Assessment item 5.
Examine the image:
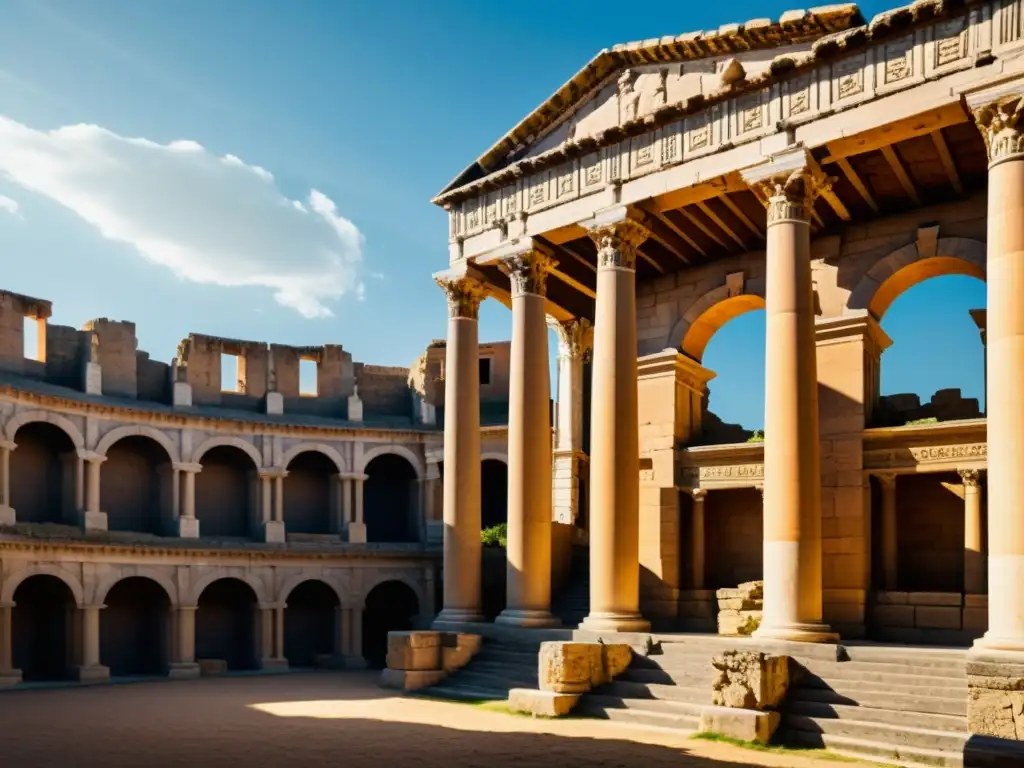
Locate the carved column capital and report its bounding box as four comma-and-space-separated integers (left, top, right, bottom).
548, 317, 593, 360
873, 471, 898, 489
689, 488, 707, 502
584, 214, 650, 270
435, 273, 488, 320
971, 94, 1024, 168
501, 249, 557, 298
959, 468, 981, 488
756, 167, 832, 225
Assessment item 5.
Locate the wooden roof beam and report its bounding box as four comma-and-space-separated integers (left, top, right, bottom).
679, 208, 727, 250
881, 145, 921, 206
836, 157, 878, 212
696, 201, 748, 249
718, 195, 763, 238
638, 204, 708, 258
930, 129, 964, 196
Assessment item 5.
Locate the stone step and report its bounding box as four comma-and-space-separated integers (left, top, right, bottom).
784, 712, 968, 753
597, 679, 712, 706
790, 676, 965, 700
418, 683, 508, 703
574, 697, 701, 733
790, 686, 967, 718
472, 651, 538, 669
617, 667, 716, 687
450, 669, 535, 691
779, 727, 965, 768
796, 667, 968, 691
840, 644, 967, 669
786, 700, 967, 733
583, 693, 707, 718
465, 660, 538, 681
798, 658, 966, 682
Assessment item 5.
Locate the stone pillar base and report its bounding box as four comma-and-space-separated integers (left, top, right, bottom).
340, 654, 367, 670
80, 511, 108, 532
753, 621, 838, 644
0, 505, 14, 526
0, 668, 22, 687
74, 664, 110, 683
259, 657, 289, 673
579, 612, 650, 633
495, 609, 561, 628
168, 662, 201, 680
346, 522, 366, 544
433, 608, 485, 626
261, 521, 285, 543
175, 517, 200, 539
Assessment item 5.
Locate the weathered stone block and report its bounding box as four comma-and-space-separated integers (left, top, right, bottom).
507, 688, 580, 717
379, 668, 445, 691
699, 706, 781, 745
964, 608, 988, 632
874, 604, 915, 628
386, 631, 442, 671
915, 606, 962, 630
711, 651, 789, 711
718, 609, 761, 636
969, 686, 1024, 740
441, 632, 482, 673
909, 592, 962, 607
197, 659, 227, 677
539, 642, 596, 694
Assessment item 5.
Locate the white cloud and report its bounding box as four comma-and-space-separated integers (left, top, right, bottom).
0, 195, 21, 219
0, 117, 366, 317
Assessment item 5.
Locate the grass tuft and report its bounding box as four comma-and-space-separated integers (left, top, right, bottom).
690, 732, 898, 766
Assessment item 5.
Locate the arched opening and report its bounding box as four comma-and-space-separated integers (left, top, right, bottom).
101, 436, 173, 535
362, 580, 418, 669
195, 578, 258, 671
10, 422, 77, 525
100, 577, 171, 677
874, 274, 986, 426
12, 575, 75, 682
283, 451, 335, 535
480, 459, 508, 529
284, 580, 339, 668
195, 446, 256, 539
686, 299, 766, 445
364, 453, 418, 543
703, 488, 763, 588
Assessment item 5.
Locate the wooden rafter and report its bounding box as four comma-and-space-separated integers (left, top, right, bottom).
718, 195, 763, 238
697, 201, 747, 249
836, 157, 878, 212
552, 241, 597, 274
881, 145, 921, 205
636, 245, 666, 274
679, 208, 727, 249
820, 103, 968, 164
640, 205, 708, 258
930, 129, 964, 196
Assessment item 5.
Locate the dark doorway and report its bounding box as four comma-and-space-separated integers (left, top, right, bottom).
362, 580, 418, 669
480, 459, 508, 529
10, 423, 76, 525
284, 580, 339, 668
195, 579, 258, 670
101, 437, 172, 534
12, 575, 75, 682
364, 454, 418, 543
284, 452, 335, 534
100, 577, 170, 677
195, 446, 255, 538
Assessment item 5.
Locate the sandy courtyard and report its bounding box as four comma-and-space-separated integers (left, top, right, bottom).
0, 672, 856, 768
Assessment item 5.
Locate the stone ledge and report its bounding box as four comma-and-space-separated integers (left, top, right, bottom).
699, 706, 781, 745
508, 689, 580, 717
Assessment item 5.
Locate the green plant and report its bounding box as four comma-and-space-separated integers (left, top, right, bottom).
481, 522, 508, 548
737, 614, 761, 636
746, 430, 765, 443
904, 417, 938, 426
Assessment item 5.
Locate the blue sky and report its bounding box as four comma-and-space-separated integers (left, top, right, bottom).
0, 1, 984, 427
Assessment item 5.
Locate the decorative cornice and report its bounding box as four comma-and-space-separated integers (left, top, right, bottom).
971, 94, 1024, 168
501, 249, 557, 298
435, 273, 488, 320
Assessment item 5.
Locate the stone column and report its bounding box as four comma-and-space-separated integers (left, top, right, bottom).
433, 266, 488, 625
81, 453, 108, 532
742, 147, 835, 643
174, 463, 200, 538
259, 471, 285, 543
549, 319, 593, 528
690, 489, 707, 590
0, 440, 14, 525
0, 601, 21, 686
348, 473, 367, 543
169, 606, 199, 679
258, 604, 287, 671
496, 243, 558, 627
274, 604, 285, 661
969, 89, 1024, 656
579, 206, 651, 633
274, 473, 285, 523
876, 472, 899, 591
75, 604, 109, 682
960, 469, 986, 596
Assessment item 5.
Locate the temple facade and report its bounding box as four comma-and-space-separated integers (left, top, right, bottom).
430, 0, 1024, 744
0, 288, 510, 683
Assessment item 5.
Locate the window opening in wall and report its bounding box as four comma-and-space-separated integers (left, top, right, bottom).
299, 358, 318, 397
23, 316, 42, 361
479, 357, 491, 386
221, 353, 240, 393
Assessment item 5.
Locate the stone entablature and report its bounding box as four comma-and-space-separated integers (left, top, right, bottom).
863, 418, 987, 472
445, 1, 1019, 259
679, 442, 764, 491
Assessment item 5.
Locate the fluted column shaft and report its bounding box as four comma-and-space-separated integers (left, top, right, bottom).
433, 269, 487, 625
580, 208, 650, 633
497, 246, 557, 627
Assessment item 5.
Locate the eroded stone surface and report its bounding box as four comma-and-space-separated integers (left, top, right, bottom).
711, 650, 789, 711
508, 688, 580, 717
538, 641, 633, 694
699, 706, 781, 745
716, 581, 763, 637
386, 631, 443, 671
969, 673, 1024, 740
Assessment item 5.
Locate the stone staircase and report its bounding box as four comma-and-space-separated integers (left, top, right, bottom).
417, 637, 542, 702
552, 550, 589, 628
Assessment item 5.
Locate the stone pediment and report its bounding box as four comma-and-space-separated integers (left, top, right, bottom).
435, 4, 863, 200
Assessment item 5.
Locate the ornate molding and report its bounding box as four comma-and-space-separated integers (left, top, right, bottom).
972, 94, 1024, 167
435, 274, 488, 320
549, 318, 593, 360
501, 249, 557, 298
586, 218, 650, 270
959, 468, 981, 487
756, 166, 833, 225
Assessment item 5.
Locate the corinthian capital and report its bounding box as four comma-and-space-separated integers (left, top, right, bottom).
434, 268, 488, 320
959, 468, 981, 488
582, 207, 650, 270
971, 94, 1024, 167
741, 145, 832, 226
547, 317, 593, 360
500, 248, 557, 298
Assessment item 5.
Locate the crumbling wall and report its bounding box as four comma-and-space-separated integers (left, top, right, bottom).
136, 352, 171, 403
875, 388, 982, 427
45, 324, 88, 389
355, 363, 413, 418
82, 318, 139, 399
318, 344, 355, 398
0, 290, 51, 376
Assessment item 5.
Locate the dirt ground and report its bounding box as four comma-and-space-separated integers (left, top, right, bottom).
0, 672, 855, 767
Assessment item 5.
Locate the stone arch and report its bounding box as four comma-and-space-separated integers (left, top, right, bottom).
277, 574, 345, 606
93, 571, 179, 608
1, 566, 84, 606
188, 570, 269, 607
357, 573, 425, 612
480, 452, 508, 464
361, 577, 422, 669
280, 443, 345, 474
668, 282, 767, 362
191, 435, 263, 468
359, 444, 424, 480
848, 237, 986, 320
4, 410, 85, 448
95, 425, 180, 463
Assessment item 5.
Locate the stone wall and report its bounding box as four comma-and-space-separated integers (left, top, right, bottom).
0, 290, 51, 376
356, 364, 413, 419
895, 472, 967, 593
704, 488, 762, 589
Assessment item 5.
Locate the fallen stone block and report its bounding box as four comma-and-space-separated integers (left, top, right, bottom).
379, 668, 445, 691
441, 632, 482, 673
386, 631, 442, 671
711, 650, 789, 711
699, 705, 781, 745
508, 688, 580, 717
539, 642, 594, 694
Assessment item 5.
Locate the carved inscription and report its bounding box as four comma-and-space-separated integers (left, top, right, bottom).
864, 442, 987, 469
529, 177, 546, 207
884, 36, 914, 84
700, 463, 764, 480
787, 75, 811, 116
935, 17, 969, 67
583, 153, 602, 187
834, 57, 865, 100
689, 122, 711, 151
634, 134, 655, 168
502, 187, 518, 219
738, 94, 763, 134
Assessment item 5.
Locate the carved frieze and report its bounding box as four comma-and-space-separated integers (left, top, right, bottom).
679, 462, 764, 489
883, 35, 915, 85
934, 16, 970, 68
864, 442, 987, 470
833, 54, 867, 103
